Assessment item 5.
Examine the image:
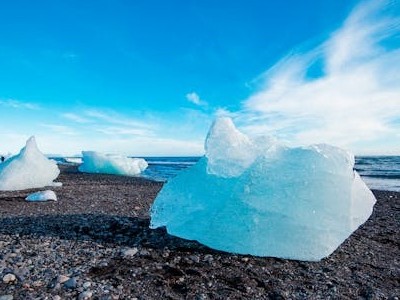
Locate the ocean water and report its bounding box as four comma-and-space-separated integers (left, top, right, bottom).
141, 157, 200, 182
355, 156, 400, 192
56, 155, 400, 192
142, 156, 400, 192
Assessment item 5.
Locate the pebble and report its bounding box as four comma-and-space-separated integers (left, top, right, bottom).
32, 281, 44, 288
78, 290, 93, 300
139, 249, 150, 256
52, 296, 61, 300
0, 295, 13, 300
47, 277, 61, 290
99, 261, 108, 267
189, 255, 200, 263
122, 248, 138, 257
196, 294, 207, 300
162, 250, 170, 258
83, 281, 92, 289
204, 254, 214, 263
57, 275, 70, 283
2, 273, 16, 284
64, 277, 78, 289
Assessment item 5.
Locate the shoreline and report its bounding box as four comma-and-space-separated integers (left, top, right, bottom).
0, 167, 399, 299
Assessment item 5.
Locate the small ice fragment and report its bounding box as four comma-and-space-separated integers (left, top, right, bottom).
26, 190, 57, 202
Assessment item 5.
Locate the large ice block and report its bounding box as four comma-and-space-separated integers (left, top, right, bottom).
150, 118, 376, 261
0, 137, 60, 191
78, 151, 148, 176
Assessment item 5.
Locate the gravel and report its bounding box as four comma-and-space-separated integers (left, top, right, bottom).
0, 165, 399, 299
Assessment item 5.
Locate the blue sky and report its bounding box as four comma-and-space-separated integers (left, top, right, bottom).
0, 0, 399, 156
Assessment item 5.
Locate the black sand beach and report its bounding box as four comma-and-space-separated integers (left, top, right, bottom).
0, 166, 399, 299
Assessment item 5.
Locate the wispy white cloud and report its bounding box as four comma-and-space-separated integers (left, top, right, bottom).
62, 113, 92, 123
61, 109, 156, 135
240, 0, 400, 154
41, 124, 78, 136
186, 92, 208, 106
96, 126, 153, 137
84, 109, 154, 129
0, 99, 40, 110
104, 136, 204, 156
0, 131, 204, 156
1, 104, 211, 155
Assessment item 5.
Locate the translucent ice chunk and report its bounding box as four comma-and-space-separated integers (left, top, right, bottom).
0, 137, 60, 191
205, 117, 256, 177
150, 118, 376, 261
26, 190, 57, 202
78, 151, 148, 176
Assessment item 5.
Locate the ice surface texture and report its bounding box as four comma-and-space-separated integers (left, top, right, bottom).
0, 137, 60, 191
26, 190, 57, 202
150, 118, 377, 261
79, 151, 148, 176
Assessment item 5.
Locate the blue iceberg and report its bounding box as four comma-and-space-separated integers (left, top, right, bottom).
150, 118, 376, 261
79, 151, 148, 176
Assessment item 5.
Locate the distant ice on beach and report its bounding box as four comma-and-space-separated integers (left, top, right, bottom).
150, 117, 377, 261
0, 136, 61, 191
64, 157, 83, 164
26, 190, 57, 202
78, 151, 148, 176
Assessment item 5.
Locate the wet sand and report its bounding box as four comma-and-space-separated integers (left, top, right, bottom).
0, 165, 399, 299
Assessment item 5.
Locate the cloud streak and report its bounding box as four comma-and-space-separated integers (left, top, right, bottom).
83, 109, 154, 129
0, 99, 40, 110
41, 124, 79, 136
240, 0, 400, 154
95, 126, 154, 137
62, 113, 92, 124
60, 109, 156, 137
186, 92, 208, 107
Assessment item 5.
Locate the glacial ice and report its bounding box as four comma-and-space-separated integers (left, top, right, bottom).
0, 137, 61, 191
26, 190, 57, 202
150, 117, 377, 261
64, 157, 83, 164
78, 151, 148, 176
205, 117, 256, 177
